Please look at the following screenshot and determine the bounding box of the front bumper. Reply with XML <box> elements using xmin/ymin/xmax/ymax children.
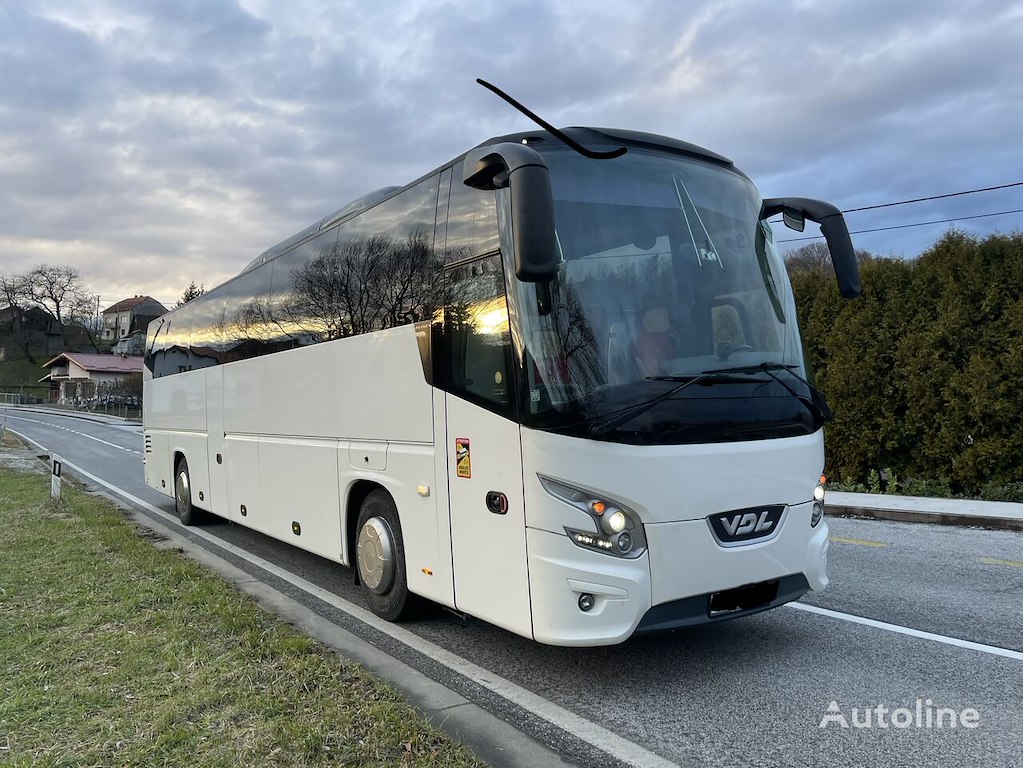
<box><xmin>635</xmin><ymin>573</ymin><xmax>810</xmax><ymax>633</ymax></box>
<box><xmin>526</xmin><ymin>501</ymin><xmax>829</xmax><ymax>646</ymax></box>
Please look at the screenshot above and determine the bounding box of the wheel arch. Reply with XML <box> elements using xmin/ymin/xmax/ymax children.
<box><xmin>344</xmin><ymin>479</ymin><xmax>387</xmax><ymax>567</ymax></box>
<box><xmin>172</xmin><ymin>449</ymin><xmax>186</xmax><ymax>486</ymax></box>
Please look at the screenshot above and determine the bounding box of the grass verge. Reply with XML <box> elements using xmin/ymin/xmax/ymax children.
<box><xmin>0</xmin><ymin>464</ymin><xmax>485</xmax><ymax>767</ymax></box>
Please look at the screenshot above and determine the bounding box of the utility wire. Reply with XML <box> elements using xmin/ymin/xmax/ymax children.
<box><xmin>770</xmin><ymin>181</ymin><xmax>1023</xmax><ymax>225</ymax></box>
<box><xmin>840</xmin><ymin>181</ymin><xmax>1023</xmax><ymax>213</ymax></box>
<box><xmin>778</xmin><ymin>208</ymin><xmax>1023</xmax><ymax>243</ymax></box>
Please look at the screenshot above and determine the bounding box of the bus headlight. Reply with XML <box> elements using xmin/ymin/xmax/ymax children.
<box><xmin>602</xmin><ymin>509</ymin><xmax>627</xmax><ymax>535</ymax></box>
<box><xmin>539</xmin><ymin>476</ymin><xmax>646</xmax><ymax>558</ymax></box>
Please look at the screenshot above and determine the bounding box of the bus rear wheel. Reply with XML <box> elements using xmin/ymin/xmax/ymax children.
<box><xmin>355</xmin><ymin>490</ymin><xmax>420</xmax><ymax>621</ymax></box>
<box><xmin>174</xmin><ymin>457</ymin><xmax>204</xmax><ymax>526</ymax></box>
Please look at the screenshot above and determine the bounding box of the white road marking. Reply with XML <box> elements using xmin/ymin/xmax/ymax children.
<box><xmin>9</xmin><ymin>430</ymin><xmax>678</xmax><ymax>768</ymax></box>
<box><xmin>3</xmin><ymin>414</ymin><xmax>140</xmax><ymax>454</ymax></box>
<box><xmin>786</xmin><ymin>602</ymin><xmax>1023</xmax><ymax>662</ymax></box>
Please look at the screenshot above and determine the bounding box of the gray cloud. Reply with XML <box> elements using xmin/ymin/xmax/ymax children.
<box><xmin>1</xmin><ymin>0</ymin><xmax>1020</xmax><ymax>307</ymax></box>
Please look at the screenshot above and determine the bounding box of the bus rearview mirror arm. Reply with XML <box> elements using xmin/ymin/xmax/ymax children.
<box><xmin>464</xmin><ymin>143</ymin><xmax>560</xmax><ymax>284</ymax></box>
<box><xmin>761</xmin><ymin>197</ymin><xmax>862</xmax><ymax>299</ymax></box>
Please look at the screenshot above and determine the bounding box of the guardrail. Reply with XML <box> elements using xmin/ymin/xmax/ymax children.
<box><xmin>826</xmin><ymin>491</ymin><xmax>1023</xmax><ymax>531</ymax></box>
<box><xmin>1</xmin><ymin>403</ymin><xmax>140</xmax><ymax>425</ymax></box>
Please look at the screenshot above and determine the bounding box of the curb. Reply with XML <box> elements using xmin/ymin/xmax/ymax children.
<box><xmin>826</xmin><ymin>491</ymin><xmax>1023</xmax><ymax>532</ymax></box>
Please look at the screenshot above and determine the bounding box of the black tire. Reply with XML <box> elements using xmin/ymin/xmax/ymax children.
<box><xmin>174</xmin><ymin>457</ymin><xmax>204</xmax><ymax>526</ymax></box>
<box><xmin>355</xmin><ymin>489</ymin><xmax>421</xmax><ymax>621</ymax></box>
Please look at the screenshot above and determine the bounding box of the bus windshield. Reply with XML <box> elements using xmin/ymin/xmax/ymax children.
<box><xmin>510</xmin><ymin>148</ymin><xmax>814</xmax><ymax>444</ymax></box>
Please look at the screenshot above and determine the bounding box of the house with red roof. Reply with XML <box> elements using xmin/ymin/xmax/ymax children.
<box><xmin>102</xmin><ymin>296</ymin><xmax>168</xmax><ymax>342</ymax></box>
<box><xmin>39</xmin><ymin>352</ymin><xmax>143</xmax><ymax>403</ymax></box>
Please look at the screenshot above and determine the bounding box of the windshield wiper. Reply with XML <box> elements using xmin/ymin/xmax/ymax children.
<box><xmin>587</xmin><ymin>375</ymin><xmax>706</xmax><ymax>436</ymax></box>
<box><xmin>586</xmin><ymin>373</ymin><xmax>757</xmax><ymax>436</ymax></box>
<box><xmin>476</xmin><ymin>79</ymin><xmax>627</xmax><ymax>160</ymax></box>
<box><xmin>701</xmin><ymin>362</ymin><xmax>833</xmax><ymax>421</ymax></box>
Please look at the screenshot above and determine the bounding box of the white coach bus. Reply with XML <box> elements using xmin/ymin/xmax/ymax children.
<box><xmin>143</xmin><ymin>126</ymin><xmax>860</xmax><ymax>646</ymax></box>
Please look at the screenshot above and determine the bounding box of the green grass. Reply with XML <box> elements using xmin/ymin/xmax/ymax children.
<box><xmin>0</xmin><ymin>466</ymin><xmax>485</xmax><ymax>767</ymax></box>
<box><xmin>0</xmin><ymin>358</ymin><xmax>47</xmax><ymax>388</ymax></box>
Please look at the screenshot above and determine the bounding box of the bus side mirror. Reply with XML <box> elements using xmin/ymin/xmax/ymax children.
<box><xmin>463</xmin><ymin>143</ymin><xmax>559</xmax><ymax>283</ymax></box>
<box><xmin>761</xmin><ymin>197</ymin><xmax>861</xmax><ymax>299</ymax></box>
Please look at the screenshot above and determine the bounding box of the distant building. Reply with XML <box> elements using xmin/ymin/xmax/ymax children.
<box><xmin>0</xmin><ymin>305</ymin><xmax>62</xmax><ymax>359</ymax></box>
<box><xmin>102</xmin><ymin>296</ymin><xmax>168</xmax><ymax>342</ymax></box>
<box><xmin>39</xmin><ymin>352</ymin><xmax>143</xmax><ymax>403</ymax></box>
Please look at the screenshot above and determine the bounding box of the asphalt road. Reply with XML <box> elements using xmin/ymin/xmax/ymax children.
<box><xmin>4</xmin><ymin>405</ymin><xmax>1021</xmax><ymax>768</ymax></box>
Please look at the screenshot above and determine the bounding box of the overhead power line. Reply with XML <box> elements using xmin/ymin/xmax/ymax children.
<box><xmin>840</xmin><ymin>181</ymin><xmax>1023</xmax><ymax>214</ymax></box>
<box><xmin>769</xmin><ymin>181</ymin><xmax>1023</xmax><ymax>227</ymax></box>
<box><xmin>778</xmin><ymin>208</ymin><xmax>1023</xmax><ymax>243</ymax></box>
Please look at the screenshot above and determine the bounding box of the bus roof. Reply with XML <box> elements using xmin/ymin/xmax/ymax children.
<box><xmin>242</xmin><ymin>127</ymin><xmax>740</xmax><ymax>276</ymax></box>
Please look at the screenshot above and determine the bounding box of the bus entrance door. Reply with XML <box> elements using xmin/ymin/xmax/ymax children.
<box><xmin>445</xmin><ymin>398</ymin><xmax>531</xmax><ymax>637</ymax></box>
<box><xmin>442</xmin><ymin>254</ymin><xmax>533</xmax><ymax>637</ymax></box>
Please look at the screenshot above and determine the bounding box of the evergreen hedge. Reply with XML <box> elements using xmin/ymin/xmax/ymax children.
<box><xmin>788</xmin><ymin>230</ymin><xmax>1023</xmax><ymax>499</ymax></box>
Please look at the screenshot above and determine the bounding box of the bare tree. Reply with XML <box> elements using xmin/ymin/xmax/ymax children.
<box><xmin>786</xmin><ymin>243</ymin><xmax>877</xmax><ymax>276</ymax></box>
<box><xmin>784</xmin><ymin>242</ymin><xmax>833</xmax><ymax>275</ymax></box>
<box><xmin>24</xmin><ymin>264</ymin><xmax>94</xmax><ymax>326</ymax></box>
<box><xmin>0</xmin><ymin>271</ymin><xmax>28</xmax><ymax>311</ymax></box>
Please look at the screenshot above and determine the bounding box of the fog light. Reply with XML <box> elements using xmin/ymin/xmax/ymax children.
<box><xmin>617</xmin><ymin>532</ymin><xmax>633</xmax><ymax>553</ymax></box>
<box><xmin>811</xmin><ymin>501</ymin><xmax>824</xmax><ymax>527</ymax></box>
<box><xmin>578</xmin><ymin>593</ymin><xmax>595</xmax><ymax>612</ymax></box>
<box><xmin>602</xmin><ymin>509</ymin><xmax>627</xmax><ymax>534</ymax></box>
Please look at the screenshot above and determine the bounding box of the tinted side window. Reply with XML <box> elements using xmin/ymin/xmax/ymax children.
<box><xmin>443</xmin><ymin>162</ymin><xmax>499</xmax><ymax>263</ymax></box>
<box><xmin>146</xmin><ymin>306</ymin><xmax>195</xmax><ymax>378</ymax></box>
<box><xmin>267</xmin><ymin>227</ymin><xmax>340</xmax><ymax>347</ymax></box>
<box><xmin>187</xmin><ymin>285</ymin><xmax>229</xmax><ymax>369</ymax></box>
<box><xmin>311</xmin><ymin>176</ymin><xmax>443</xmax><ymax>338</ymax></box>
<box><xmin>220</xmin><ymin>263</ymin><xmax>275</xmax><ymax>363</ymax></box>
<box><xmin>441</xmin><ymin>254</ymin><xmax>515</xmax><ymax>416</ymax></box>
<box><xmin>146</xmin><ymin>315</ymin><xmax>183</xmax><ymax>378</ymax></box>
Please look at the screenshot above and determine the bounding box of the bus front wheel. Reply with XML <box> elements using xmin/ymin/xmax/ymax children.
<box><xmin>174</xmin><ymin>457</ymin><xmax>203</xmax><ymax>526</ymax></box>
<box><xmin>355</xmin><ymin>490</ymin><xmax>419</xmax><ymax>621</ymax></box>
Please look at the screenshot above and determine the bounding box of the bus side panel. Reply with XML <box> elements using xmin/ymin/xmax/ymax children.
<box><xmin>222</xmin><ymin>327</ymin><xmax>432</xmax><ymax>444</ymax></box>
<box><xmin>206</xmin><ymin>366</ymin><xmax>227</xmax><ymax>517</ymax></box>
<box><xmin>224</xmin><ymin>435</ymin><xmax>260</xmax><ymax>526</ymax></box>
<box><xmin>376</xmin><ymin>442</ymin><xmax>452</xmax><ymax>607</ymax></box>
<box><xmin>259</xmin><ymin>436</ymin><xmax>343</xmax><ymax>563</ymax></box>
<box><xmin>144</xmin><ymin>369</ymin><xmax>208</xmax><ymax>432</ymax></box>
<box><xmin>144</xmin><ymin>430</ymin><xmax>169</xmax><ymax>496</ymax></box>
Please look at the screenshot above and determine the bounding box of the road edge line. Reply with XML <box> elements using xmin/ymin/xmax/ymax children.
<box><xmin>786</xmin><ymin>602</ymin><xmax>1023</xmax><ymax>662</ymax></box>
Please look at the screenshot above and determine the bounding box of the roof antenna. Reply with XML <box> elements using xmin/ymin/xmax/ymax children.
<box><xmin>477</xmin><ymin>78</ymin><xmax>626</xmax><ymax>160</ymax></box>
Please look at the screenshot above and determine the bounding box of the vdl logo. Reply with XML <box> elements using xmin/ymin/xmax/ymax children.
<box><xmin>721</xmin><ymin>510</ymin><xmax>774</xmax><ymax>537</ymax></box>
<box><xmin>708</xmin><ymin>505</ymin><xmax>784</xmax><ymax>545</ymax></box>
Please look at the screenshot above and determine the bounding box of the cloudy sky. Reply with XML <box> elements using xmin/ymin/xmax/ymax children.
<box><xmin>2</xmin><ymin>0</ymin><xmax>1021</xmax><ymax>311</ymax></box>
